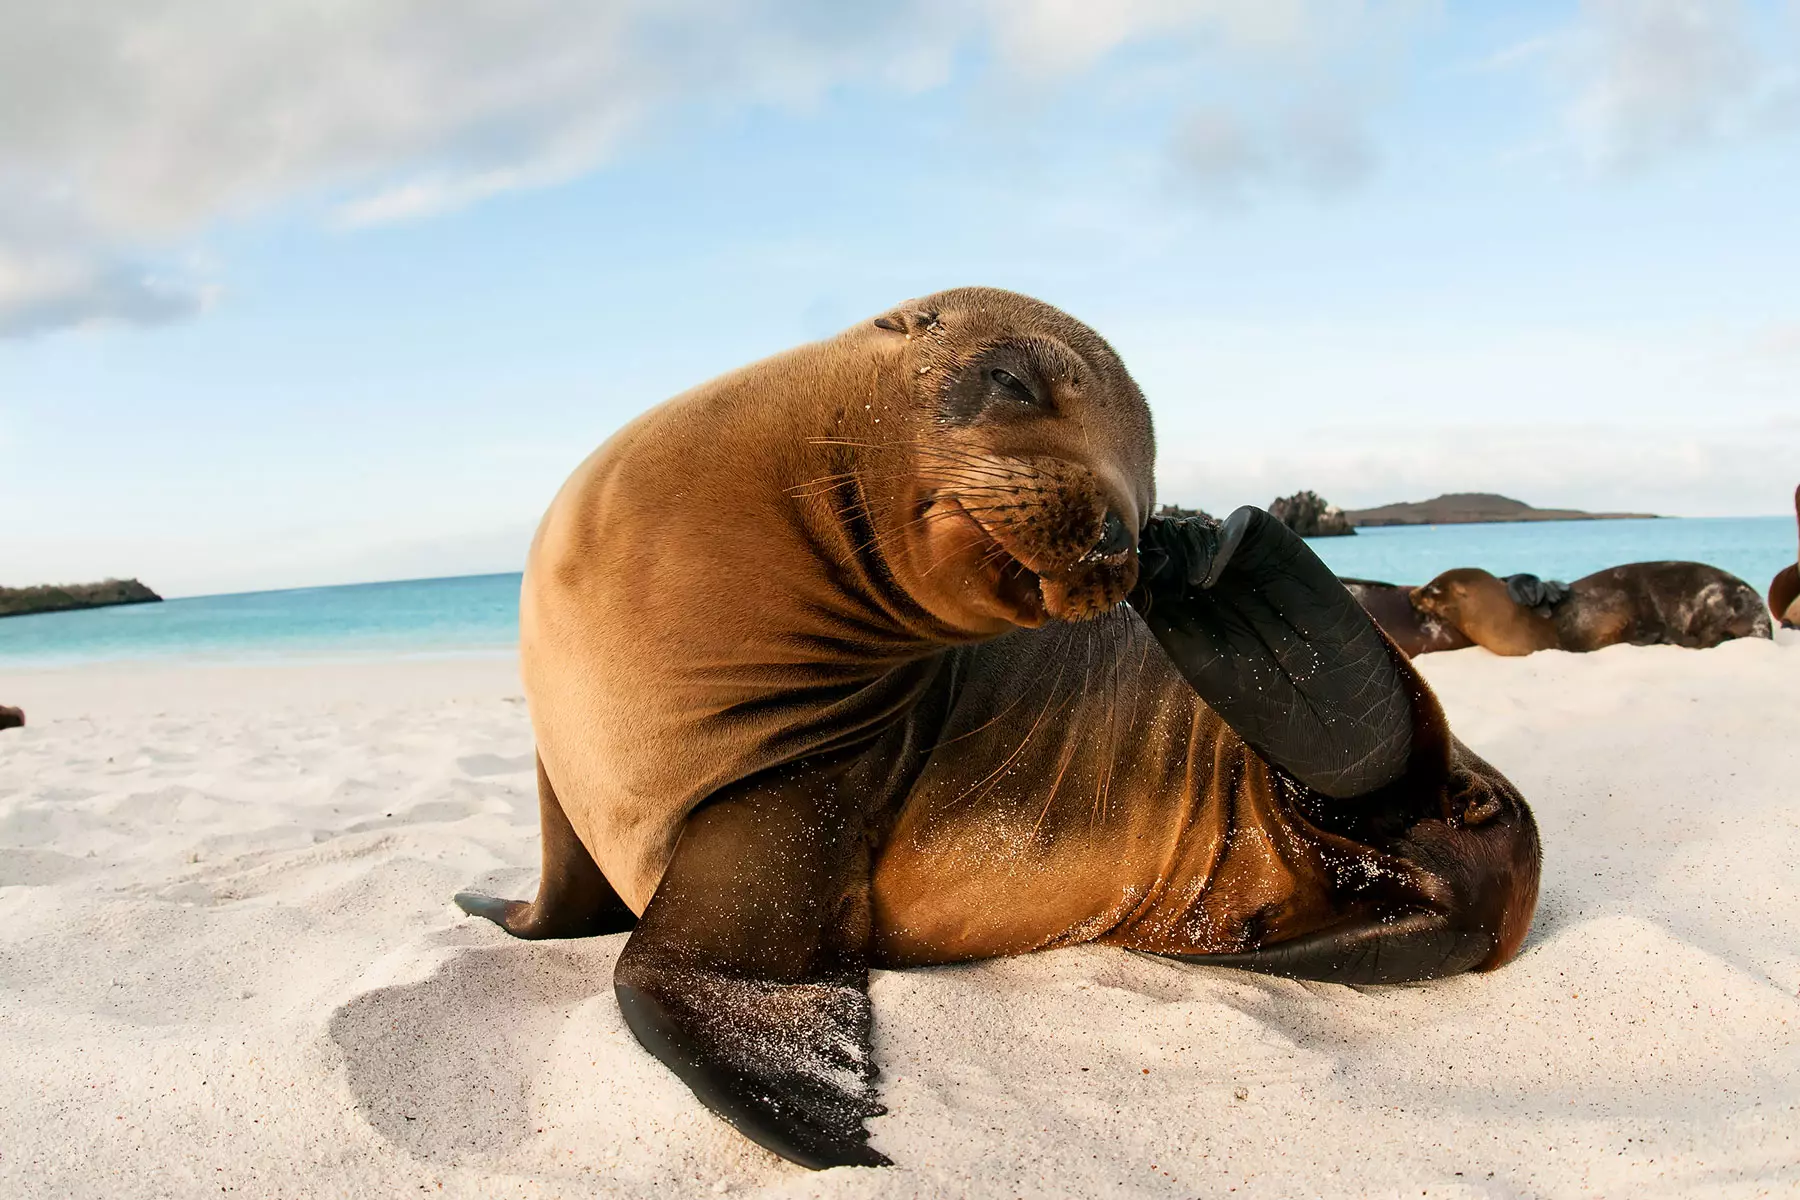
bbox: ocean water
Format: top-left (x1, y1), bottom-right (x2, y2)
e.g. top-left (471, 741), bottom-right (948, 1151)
top-left (0, 573), bottom-right (522, 669)
top-left (1304, 516), bottom-right (1792, 592)
top-left (2, 517), bottom-right (1792, 669)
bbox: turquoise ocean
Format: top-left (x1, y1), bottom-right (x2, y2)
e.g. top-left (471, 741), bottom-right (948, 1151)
top-left (2, 517), bottom-right (1792, 669)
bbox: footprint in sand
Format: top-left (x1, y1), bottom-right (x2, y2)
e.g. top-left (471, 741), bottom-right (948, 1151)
top-left (326, 941), bottom-right (625, 1160)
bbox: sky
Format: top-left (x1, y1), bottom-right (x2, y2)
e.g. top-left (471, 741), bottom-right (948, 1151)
top-left (3, 0), bottom-right (1798, 598)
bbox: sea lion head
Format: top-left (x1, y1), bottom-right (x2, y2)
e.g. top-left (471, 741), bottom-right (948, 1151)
top-left (852, 287), bottom-right (1155, 635)
top-left (1412, 567), bottom-right (1558, 656)
top-left (1409, 567), bottom-right (1502, 625)
top-left (1412, 568), bottom-right (1517, 639)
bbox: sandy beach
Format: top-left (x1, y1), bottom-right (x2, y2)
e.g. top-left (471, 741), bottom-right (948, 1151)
top-left (2, 636), bottom-right (1797, 1198)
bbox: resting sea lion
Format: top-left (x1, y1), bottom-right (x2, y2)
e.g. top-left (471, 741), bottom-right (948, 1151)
top-left (454, 288), bottom-right (1541, 1169)
top-left (1769, 485), bottom-right (1799, 629)
top-left (1412, 562), bottom-right (1772, 656)
top-left (1340, 578), bottom-right (1475, 657)
top-left (0, 705), bottom-right (22, 731)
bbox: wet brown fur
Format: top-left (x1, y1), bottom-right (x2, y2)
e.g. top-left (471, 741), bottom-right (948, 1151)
top-left (516, 287), bottom-right (1540, 974)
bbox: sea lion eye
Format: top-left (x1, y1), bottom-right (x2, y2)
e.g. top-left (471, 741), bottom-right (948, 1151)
top-left (989, 368), bottom-right (1040, 405)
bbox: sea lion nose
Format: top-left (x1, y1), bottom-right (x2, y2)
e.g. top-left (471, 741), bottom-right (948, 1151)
top-left (1095, 510), bottom-right (1131, 558)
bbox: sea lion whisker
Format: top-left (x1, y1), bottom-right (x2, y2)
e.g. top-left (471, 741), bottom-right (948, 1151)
top-left (948, 652), bottom-right (1073, 813)
top-left (1030, 631), bottom-right (1099, 838)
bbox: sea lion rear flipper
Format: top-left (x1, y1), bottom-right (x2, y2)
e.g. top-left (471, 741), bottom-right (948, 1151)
top-left (1129, 506), bottom-right (1413, 799)
top-left (1155, 910), bottom-right (1490, 985)
top-left (613, 772), bottom-right (888, 1171)
top-left (454, 756), bottom-right (637, 939)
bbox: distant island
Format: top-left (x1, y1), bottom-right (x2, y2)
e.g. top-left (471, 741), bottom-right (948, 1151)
top-left (0, 578), bottom-right (162, 618)
top-left (1343, 493), bottom-right (1659, 527)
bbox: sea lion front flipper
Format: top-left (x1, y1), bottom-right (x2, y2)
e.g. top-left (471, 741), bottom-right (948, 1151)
top-left (454, 756), bottom-right (637, 939)
top-left (613, 772), bottom-right (887, 1171)
top-left (1129, 506), bottom-right (1413, 799)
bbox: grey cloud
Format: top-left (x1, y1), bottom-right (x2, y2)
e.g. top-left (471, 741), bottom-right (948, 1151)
top-left (1170, 95), bottom-right (1378, 206)
top-left (0, 259), bottom-right (208, 339)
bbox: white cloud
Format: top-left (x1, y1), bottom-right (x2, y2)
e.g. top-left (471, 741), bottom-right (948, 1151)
top-left (0, 0), bottom-right (1418, 336)
top-left (1505, 0), bottom-right (1800, 174)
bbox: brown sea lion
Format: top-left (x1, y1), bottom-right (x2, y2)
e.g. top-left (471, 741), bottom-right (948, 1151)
top-left (0, 705), bottom-right (22, 731)
top-left (1769, 485), bottom-right (1799, 629)
top-left (1413, 562), bottom-right (1772, 656)
top-left (1340, 578), bottom-right (1475, 657)
top-left (454, 288), bottom-right (1540, 1169)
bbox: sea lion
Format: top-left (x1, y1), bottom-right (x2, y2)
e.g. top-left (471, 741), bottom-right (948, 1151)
top-left (0, 705), bottom-right (22, 731)
top-left (1340, 578), bottom-right (1475, 657)
top-left (1412, 562), bottom-right (1772, 657)
top-left (454, 288), bottom-right (1541, 1169)
top-left (1769, 485), bottom-right (1799, 629)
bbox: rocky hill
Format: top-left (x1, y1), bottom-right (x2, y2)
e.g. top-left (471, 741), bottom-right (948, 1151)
top-left (1344, 493), bottom-right (1657, 527)
top-left (0, 578), bottom-right (162, 618)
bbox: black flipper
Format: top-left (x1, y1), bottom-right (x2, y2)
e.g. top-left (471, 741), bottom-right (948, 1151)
top-left (613, 766), bottom-right (888, 1170)
top-left (454, 756), bottom-right (637, 939)
top-left (1130, 506), bottom-right (1413, 799)
top-left (1156, 910), bottom-right (1490, 985)
top-left (1503, 573), bottom-right (1569, 614)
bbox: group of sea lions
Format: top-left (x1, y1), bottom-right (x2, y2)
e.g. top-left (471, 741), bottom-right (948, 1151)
top-left (1345, 558), bottom-right (1776, 659)
top-left (450, 288), bottom-right (1788, 1170)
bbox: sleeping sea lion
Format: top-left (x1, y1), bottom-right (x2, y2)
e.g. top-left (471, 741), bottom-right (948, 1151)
top-left (1769, 485), bottom-right (1799, 629)
top-left (1340, 578), bottom-right (1475, 657)
top-left (453, 288), bottom-right (1541, 1169)
top-left (1413, 562), bottom-right (1772, 657)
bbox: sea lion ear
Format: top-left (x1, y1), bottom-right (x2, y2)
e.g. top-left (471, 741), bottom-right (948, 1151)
top-left (872, 307), bottom-right (941, 336)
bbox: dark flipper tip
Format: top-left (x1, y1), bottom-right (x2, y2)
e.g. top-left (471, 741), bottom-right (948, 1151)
top-left (615, 979), bottom-right (890, 1170)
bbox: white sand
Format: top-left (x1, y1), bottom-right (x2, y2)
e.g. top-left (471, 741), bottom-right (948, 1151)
top-left (3, 636), bottom-right (1798, 1198)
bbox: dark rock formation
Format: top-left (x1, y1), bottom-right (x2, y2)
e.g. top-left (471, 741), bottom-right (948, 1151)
top-left (0, 706), bottom-right (23, 731)
top-left (0, 578), bottom-right (162, 618)
top-left (1156, 503), bottom-right (1216, 522)
top-left (1343, 493), bottom-right (1657, 527)
top-left (1268, 491), bottom-right (1355, 537)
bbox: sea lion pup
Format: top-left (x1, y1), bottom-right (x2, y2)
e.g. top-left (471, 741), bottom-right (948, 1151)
top-left (1769, 485), bottom-right (1799, 629)
top-left (1340, 577), bottom-right (1475, 657)
top-left (1413, 562), bottom-right (1772, 656)
top-left (453, 288), bottom-right (1541, 1169)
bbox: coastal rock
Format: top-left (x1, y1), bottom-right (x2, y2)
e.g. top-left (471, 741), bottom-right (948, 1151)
top-left (1267, 491), bottom-right (1355, 538)
top-left (0, 578), bottom-right (162, 619)
top-left (1156, 503), bottom-right (1216, 522)
top-left (0, 706), bottom-right (22, 731)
